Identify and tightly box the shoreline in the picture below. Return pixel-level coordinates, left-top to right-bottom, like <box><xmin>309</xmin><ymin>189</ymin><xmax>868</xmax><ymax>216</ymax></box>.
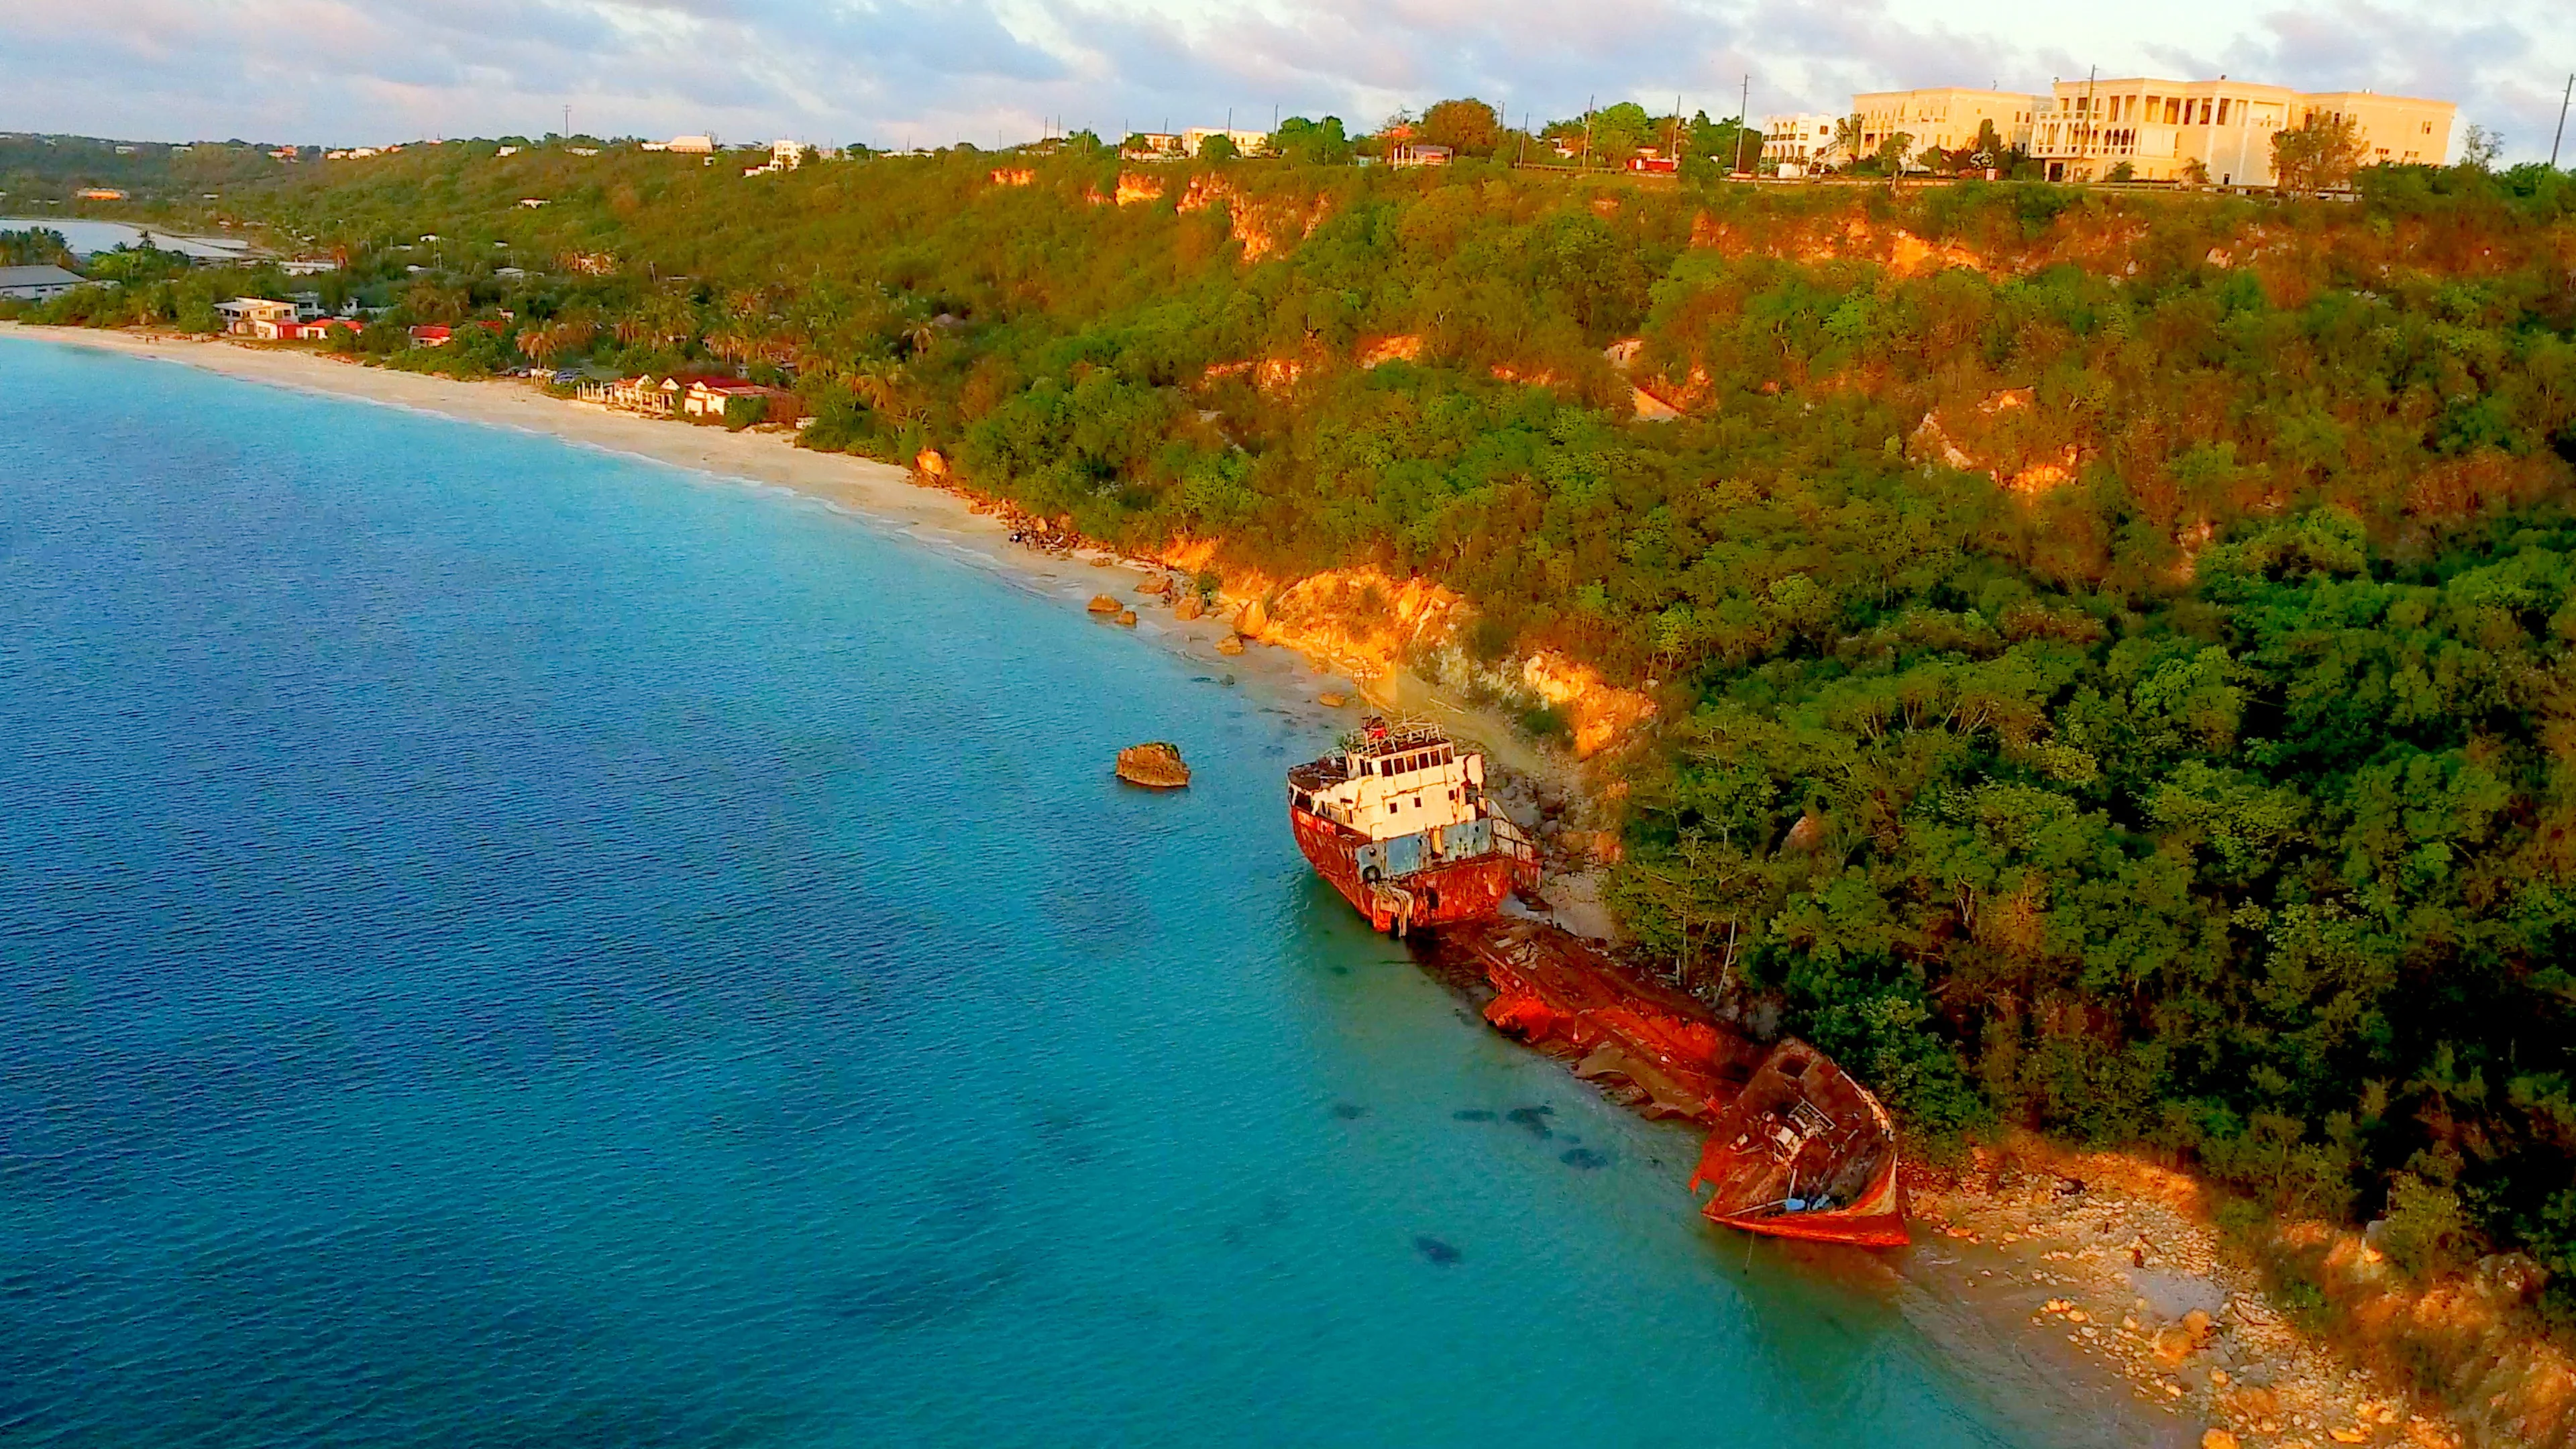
<box><xmin>6</xmin><ymin>322</ymin><xmax>2457</xmax><ymax>1447</ymax></box>
<box><xmin>4</xmin><ymin>323</ymin><xmax>1622</xmax><ymax>936</ymax></box>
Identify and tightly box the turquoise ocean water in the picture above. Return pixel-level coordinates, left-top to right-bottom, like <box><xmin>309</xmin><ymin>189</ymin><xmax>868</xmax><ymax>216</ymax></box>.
<box><xmin>0</xmin><ymin>338</ymin><xmax>2144</xmax><ymax>1446</ymax></box>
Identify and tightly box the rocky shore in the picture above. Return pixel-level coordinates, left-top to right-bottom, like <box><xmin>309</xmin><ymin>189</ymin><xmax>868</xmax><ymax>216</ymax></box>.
<box><xmin>1907</xmin><ymin>1140</ymin><xmax>2471</xmax><ymax>1449</ymax></box>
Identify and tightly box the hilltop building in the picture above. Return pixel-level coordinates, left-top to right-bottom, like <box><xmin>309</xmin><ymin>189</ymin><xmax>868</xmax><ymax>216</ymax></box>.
<box><xmin>1850</xmin><ymin>89</ymin><xmax>2039</xmax><ymax>164</ymax></box>
<box><xmin>1180</xmin><ymin>127</ymin><xmax>1269</xmax><ymax>158</ymax></box>
<box><xmin>2027</xmin><ymin>78</ymin><xmax>2453</xmax><ymax>185</ymax></box>
<box><xmin>1762</xmin><ymin>113</ymin><xmax>1845</xmax><ymax>175</ymax></box>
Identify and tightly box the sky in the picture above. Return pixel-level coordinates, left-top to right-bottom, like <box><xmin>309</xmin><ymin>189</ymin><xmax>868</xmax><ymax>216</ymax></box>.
<box><xmin>2</xmin><ymin>0</ymin><xmax>2571</xmax><ymax>163</ymax></box>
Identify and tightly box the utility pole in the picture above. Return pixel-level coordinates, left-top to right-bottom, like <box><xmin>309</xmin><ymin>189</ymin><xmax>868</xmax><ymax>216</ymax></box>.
<box><xmin>1584</xmin><ymin>95</ymin><xmax>1595</xmax><ymax>171</ymax></box>
<box><xmin>2555</xmin><ymin>73</ymin><xmax>2573</xmax><ymax>169</ymax></box>
<box><xmin>1734</xmin><ymin>74</ymin><xmax>1750</xmax><ymax>174</ymax></box>
<box><xmin>562</xmin><ymin>104</ymin><xmax>570</xmax><ymax>138</ymax></box>
<box><xmin>2084</xmin><ymin>65</ymin><xmax>2098</xmax><ymax>174</ymax></box>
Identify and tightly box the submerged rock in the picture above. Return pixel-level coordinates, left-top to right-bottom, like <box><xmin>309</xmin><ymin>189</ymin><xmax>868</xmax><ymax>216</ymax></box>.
<box><xmin>1115</xmin><ymin>741</ymin><xmax>1191</xmax><ymax>788</ymax></box>
<box><xmin>1414</xmin><ymin>1236</ymin><xmax>1462</xmax><ymax>1266</ymax></box>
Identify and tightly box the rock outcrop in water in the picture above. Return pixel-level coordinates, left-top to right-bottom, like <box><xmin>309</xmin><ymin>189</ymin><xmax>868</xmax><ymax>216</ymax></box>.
<box><xmin>1115</xmin><ymin>742</ymin><xmax>1190</xmax><ymax>788</ymax></box>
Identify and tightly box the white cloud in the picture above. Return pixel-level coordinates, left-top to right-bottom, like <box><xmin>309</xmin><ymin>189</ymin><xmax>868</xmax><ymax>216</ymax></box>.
<box><xmin>0</xmin><ymin>0</ymin><xmax>2567</xmax><ymax>161</ymax></box>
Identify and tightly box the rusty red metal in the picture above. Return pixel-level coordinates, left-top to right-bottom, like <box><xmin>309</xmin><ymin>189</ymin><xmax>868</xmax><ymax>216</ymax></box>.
<box><xmin>1458</xmin><ymin>920</ymin><xmax>1763</xmax><ymax>1120</ymax></box>
<box><xmin>1284</xmin><ymin>728</ymin><xmax>1907</xmax><ymax>1250</ymax></box>
<box><xmin>1291</xmin><ymin>805</ymin><xmax>1527</xmax><ymax>931</ymax></box>
<box><xmin>1690</xmin><ymin>1040</ymin><xmax>1910</xmax><ymax>1247</ymax></box>
<box><xmin>1286</xmin><ymin>720</ymin><xmax>1538</xmax><ymax>934</ymax></box>
<box><xmin>1444</xmin><ymin>920</ymin><xmax>1909</xmax><ymax>1250</ymax></box>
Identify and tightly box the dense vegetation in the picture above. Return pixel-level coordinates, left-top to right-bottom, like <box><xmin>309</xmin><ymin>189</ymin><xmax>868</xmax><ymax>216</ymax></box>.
<box><xmin>17</xmin><ymin>132</ymin><xmax>2576</xmax><ymax>1307</ymax></box>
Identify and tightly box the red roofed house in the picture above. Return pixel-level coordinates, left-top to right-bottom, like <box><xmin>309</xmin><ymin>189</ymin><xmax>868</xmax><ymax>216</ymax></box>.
<box><xmin>408</xmin><ymin>320</ymin><xmax>505</xmax><ymax>347</ymax></box>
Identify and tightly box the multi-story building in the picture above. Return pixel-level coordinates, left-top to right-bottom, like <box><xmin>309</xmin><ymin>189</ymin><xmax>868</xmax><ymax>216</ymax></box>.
<box><xmin>1180</xmin><ymin>127</ymin><xmax>1271</xmax><ymax>158</ymax></box>
<box><xmin>2027</xmin><ymin>78</ymin><xmax>2452</xmax><ymax>186</ymax></box>
<box><xmin>1762</xmin><ymin>113</ymin><xmax>1845</xmax><ymax>174</ymax></box>
<box><xmin>1850</xmin><ymin>89</ymin><xmax>2040</xmax><ymax>166</ymax></box>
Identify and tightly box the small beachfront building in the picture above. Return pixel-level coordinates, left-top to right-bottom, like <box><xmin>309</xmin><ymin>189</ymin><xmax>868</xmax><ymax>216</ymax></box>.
<box><xmin>218</xmin><ymin>297</ymin><xmax>299</xmax><ymax>335</ymax></box>
<box><xmin>0</xmin><ymin>264</ymin><xmax>90</xmax><ymax>301</ymax></box>
<box><xmin>681</xmin><ymin>379</ymin><xmax>796</xmax><ymax>419</ymax></box>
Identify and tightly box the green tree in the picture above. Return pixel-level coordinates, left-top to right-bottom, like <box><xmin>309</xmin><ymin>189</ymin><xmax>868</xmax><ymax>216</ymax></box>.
<box><xmin>2272</xmin><ymin>111</ymin><xmax>2367</xmax><ymax>191</ymax></box>
<box><xmin>1270</xmin><ymin>116</ymin><xmax>1352</xmax><ymax>166</ymax></box>
<box><xmin>0</xmin><ymin>227</ymin><xmax>72</xmax><ymax>266</ymax></box>
<box><xmin>1419</xmin><ymin>99</ymin><xmax>1503</xmax><ymax>157</ymax></box>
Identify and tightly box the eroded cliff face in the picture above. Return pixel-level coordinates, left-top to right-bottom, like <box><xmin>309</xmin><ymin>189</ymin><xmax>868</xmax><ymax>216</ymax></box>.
<box><xmin>1150</xmin><ymin>549</ymin><xmax>1656</xmax><ymax>759</ymax></box>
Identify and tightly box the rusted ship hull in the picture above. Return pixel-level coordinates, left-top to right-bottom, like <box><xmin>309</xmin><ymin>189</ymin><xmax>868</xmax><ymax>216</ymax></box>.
<box><xmin>1691</xmin><ymin>1038</ymin><xmax>1909</xmax><ymax>1248</ymax></box>
<box><xmin>1703</xmin><ymin>1155</ymin><xmax>1908</xmax><ymax>1247</ymax></box>
<box><xmin>1291</xmin><ymin>805</ymin><xmax>1534</xmax><ymax>932</ymax></box>
<box><xmin>1446</xmin><ymin>920</ymin><xmax>1909</xmax><ymax>1250</ymax></box>
<box><xmin>1460</xmin><ymin>920</ymin><xmax>1763</xmax><ymax>1120</ymax></box>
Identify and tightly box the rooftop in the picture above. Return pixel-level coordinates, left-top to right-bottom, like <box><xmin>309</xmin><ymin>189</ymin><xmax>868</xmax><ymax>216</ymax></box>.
<box><xmin>0</xmin><ymin>264</ymin><xmax>84</xmax><ymax>287</ymax></box>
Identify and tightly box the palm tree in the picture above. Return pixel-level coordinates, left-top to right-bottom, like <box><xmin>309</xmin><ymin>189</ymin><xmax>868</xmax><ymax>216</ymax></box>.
<box><xmin>1831</xmin><ymin>113</ymin><xmax>1864</xmax><ymax>171</ymax></box>
<box><xmin>849</xmin><ymin>359</ymin><xmax>914</xmax><ymax>417</ymax></box>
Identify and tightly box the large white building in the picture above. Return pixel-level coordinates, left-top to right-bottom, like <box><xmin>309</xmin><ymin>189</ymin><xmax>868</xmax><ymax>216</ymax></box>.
<box><xmin>1850</xmin><ymin>88</ymin><xmax>2040</xmax><ymax>164</ymax></box>
<box><xmin>1181</xmin><ymin>127</ymin><xmax>1270</xmax><ymax>158</ymax></box>
<box><xmin>1762</xmin><ymin>113</ymin><xmax>1845</xmax><ymax>174</ymax></box>
<box><xmin>2027</xmin><ymin>78</ymin><xmax>2453</xmax><ymax>186</ymax></box>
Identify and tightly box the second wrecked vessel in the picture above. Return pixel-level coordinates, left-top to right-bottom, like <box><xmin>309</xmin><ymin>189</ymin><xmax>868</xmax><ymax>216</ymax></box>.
<box><xmin>1451</xmin><ymin>920</ymin><xmax>1908</xmax><ymax>1248</ymax></box>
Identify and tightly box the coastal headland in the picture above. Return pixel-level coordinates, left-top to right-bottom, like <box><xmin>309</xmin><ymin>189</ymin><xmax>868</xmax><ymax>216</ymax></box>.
<box><xmin>9</xmin><ymin>321</ymin><xmax>2540</xmax><ymax>1449</ymax></box>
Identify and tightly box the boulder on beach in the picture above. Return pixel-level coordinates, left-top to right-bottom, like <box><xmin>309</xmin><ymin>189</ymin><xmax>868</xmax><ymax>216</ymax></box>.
<box><xmin>914</xmin><ymin>448</ymin><xmax>948</xmax><ymax>478</ymax></box>
<box><xmin>1216</xmin><ymin>634</ymin><xmax>1246</xmax><ymax>656</ymax></box>
<box><xmin>1318</xmin><ymin>692</ymin><xmax>1348</xmax><ymax>708</ymax></box>
<box><xmin>1116</xmin><ymin>741</ymin><xmax>1191</xmax><ymax>788</ymax></box>
<box><xmin>1138</xmin><ymin>576</ymin><xmax>1173</xmax><ymax>596</ymax></box>
<box><xmin>1087</xmin><ymin>594</ymin><xmax>1121</xmax><ymax>613</ymax></box>
<box><xmin>1236</xmin><ymin>598</ymin><xmax>1269</xmax><ymax>637</ymax></box>
<box><xmin>1174</xmin><ymin>594</ymin><xmax>1205</xmax><ymax>622</ymax></box>
<box><xmin>1115</xmin><ymin>609</ymin><xmax>1138</xmax><ymax>627</ymax></box>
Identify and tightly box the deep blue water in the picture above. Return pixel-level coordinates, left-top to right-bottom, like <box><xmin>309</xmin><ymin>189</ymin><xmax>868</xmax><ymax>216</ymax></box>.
<box><xmin>0</xmin><ymin>338</ymin><xmax>2135</xmax><ymax>1446</ymax></box>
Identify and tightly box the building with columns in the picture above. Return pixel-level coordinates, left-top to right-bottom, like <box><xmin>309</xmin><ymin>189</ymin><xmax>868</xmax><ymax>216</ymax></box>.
<box><xmin>2026</xmin><ymin>78</ymin><xmax>2453</xmax><ymax>186</ymax></box>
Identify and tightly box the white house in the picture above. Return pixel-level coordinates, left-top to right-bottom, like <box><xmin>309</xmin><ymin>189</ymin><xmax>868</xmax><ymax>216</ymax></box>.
<box><xmin>217</xmin><ymin>297</ymin><xmax>299</xmax><ymax>335</ymax></box>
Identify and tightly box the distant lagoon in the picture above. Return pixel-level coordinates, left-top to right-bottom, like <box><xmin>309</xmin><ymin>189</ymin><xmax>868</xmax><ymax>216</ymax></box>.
<box><xmin>0</xmin><ymin>216</ymin><xmax>254</xmax><ymax>258</ymax></box>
